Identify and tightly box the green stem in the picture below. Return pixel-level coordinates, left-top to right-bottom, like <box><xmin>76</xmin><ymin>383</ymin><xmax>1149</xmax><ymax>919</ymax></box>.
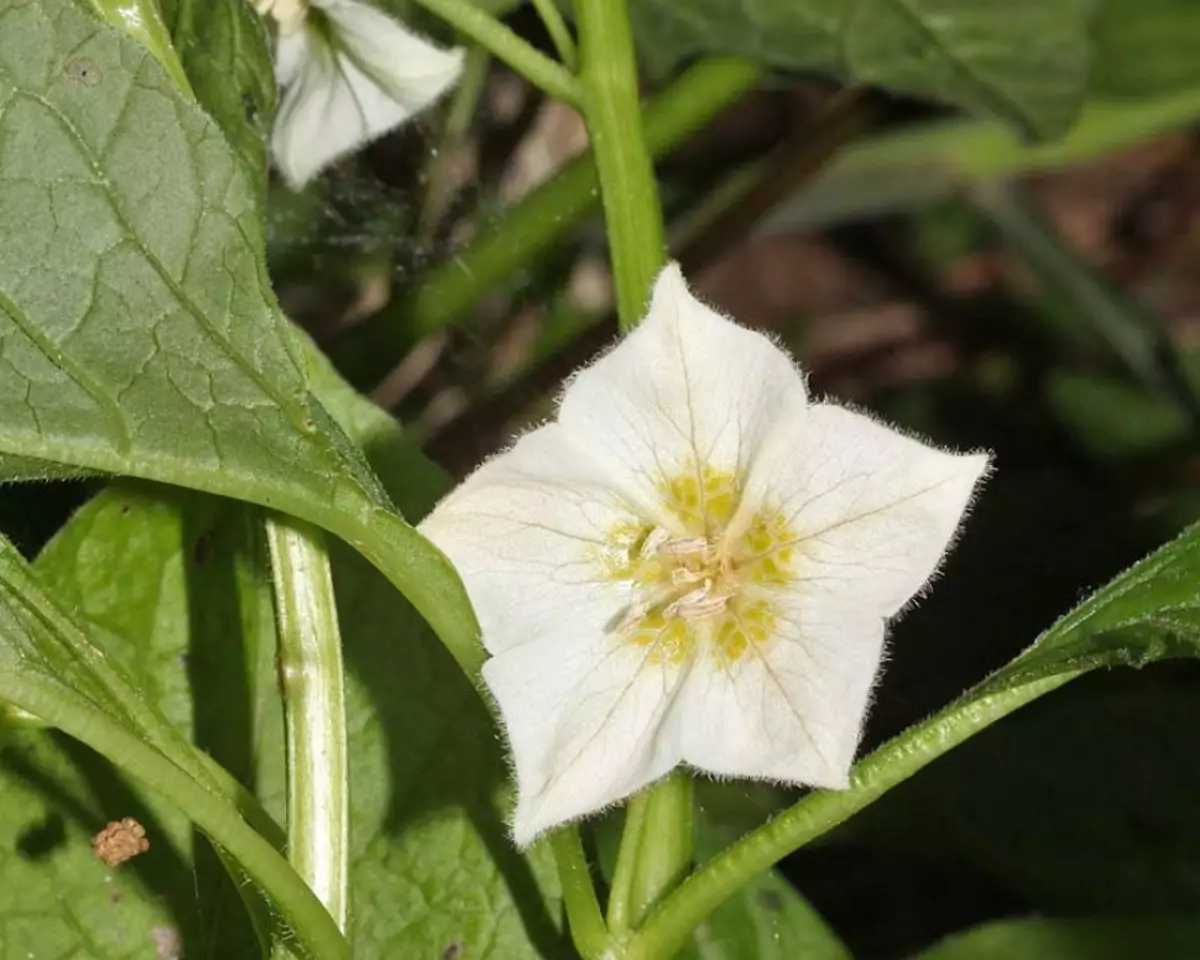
<box><xmin>551</xmin><ymin>828</ymin><xmax>608</xmax><ymax>960</ymax></box>
<box><xmin>625</xmin><ymin>672</ymin><xmax>1081</xmax><ymax>960</ymax></box>
<box><xmin>328</xmin><ymin>58</ymin><xmax>762</xmax><ymax>385</ymax></box>
<box><xmin>605</xmin><ymin>789</ymin><xmax>649</xmax><ymax>935</ymax></box>
<box><xmin>266</xmin><ymin>517</ymin><xmax>350</xmax><ymax>931</ymax></box>
<box><xmin>412</xmin><ymin>0</ymin><xmax>582</xmax><ymax>105</ymax></box>
<box><xmin>629</xmin><ymin>773</ymin><xmax>694</xmax><ymax>925</ymax></box>
<box><xmin>577</xmin><ymin>0</ymin><xmax>666</xmax><ymax>330</ymax></box>
<box><xmin>607</xmin><ymin>772</ymin><xmax>694</xmax><ymax>934</ymax></box>
<box><xmin>531</xmin><ymin>0</ymin><xmax>577</xmax><ymax>69</ymax></box>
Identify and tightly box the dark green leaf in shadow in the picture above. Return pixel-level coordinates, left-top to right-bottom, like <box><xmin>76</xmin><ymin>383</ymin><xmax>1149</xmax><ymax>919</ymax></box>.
<box><xmin>679</xmin><ymin>827</ymin><xmax>851</xmax><ymax>960</ymax></box>
<box><xmin>913</xmin><ymin>914</ymin><xmax>1200</xmax><ymax>960</ymax></box>
<box><xmin>1091</xmin><ymin>0</ymin><xmax>1200</xmax><ymax>98</ymax></box>
<box><xmin>846</xmin><ymin>671</ymin><xmax>1200</xmax><ymax>916</ymax></box>
<box><xmin>1047</xmin><ymin>369</ymin><xmax>1195</xmax><ymax>462</ymax></box>
<box><xmin>628</xmin><ymin>0</ymin><xmax>1091</xmax><ymax>137</ymax></box>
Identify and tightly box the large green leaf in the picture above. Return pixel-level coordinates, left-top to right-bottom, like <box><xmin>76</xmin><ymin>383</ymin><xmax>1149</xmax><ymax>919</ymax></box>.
<box><xmin>0</xmin><ymin>0</ymin><xmax>477</xmax><ymax>671</ymax></box>
<box><xmin>628</xmin><ymin>0</ymin><xmax>1091</xmax><ymax>137</ymax></box>
<box><xmin>913</xmin><ymin>915</ymin><xmax>1200</xmax><ymax>959</ymax></box>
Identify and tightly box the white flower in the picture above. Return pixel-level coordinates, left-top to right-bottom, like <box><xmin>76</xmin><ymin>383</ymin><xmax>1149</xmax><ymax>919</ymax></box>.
<box><xmin>257</xmin><ymin>0</ymin><xmax>464</xmax><ymax>188</ymax></box>
<box><xmin>420</xmin><ymin>264</ymin><xmax>989</xmax><ymax>846</ymax></box>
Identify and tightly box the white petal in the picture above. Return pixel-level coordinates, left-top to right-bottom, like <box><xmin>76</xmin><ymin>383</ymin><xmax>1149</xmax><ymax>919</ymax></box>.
<box><xmin>679</xmin><ymin>597</ymin><xmax>882</xmax><ymax>787</ymax></box>
<box><xmin>271</xmin><ymin>2</ymin><xmax>463</xmax><ymax>189</ymax></box>
<box><xmin>741</xmin><ymin>404</ymin><xmax>989</xmax><ymax>616</ymax></box>
<box><xmin>420</xmin><ymin>424</ymin><xmax>644</xmax><ymax>656</ymax></box>
<box><xmin>557</xmin><ymin>264</ymin><xmax>808</xmax><ymax>519</ymax></box>
<box><xmin>486</xmin><ymin>638</ymin><xmax>687</xmax><ymax>846</ymax></box>
<box><xmin>319</xmin><ymin>0</ymin><xmax>464</xmax><ymax>109</ymax></box>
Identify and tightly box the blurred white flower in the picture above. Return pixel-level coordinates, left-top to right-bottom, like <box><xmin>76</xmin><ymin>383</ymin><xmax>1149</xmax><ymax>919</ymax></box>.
<box><xmin>421</xmin><ymin>264</ymin><xmax>989</xmax><ymax>846</ymax></box>
<box><xmin>256</xmin><ymin>0</ymin><xmax>464</xmax><ymax>188</ymax></box>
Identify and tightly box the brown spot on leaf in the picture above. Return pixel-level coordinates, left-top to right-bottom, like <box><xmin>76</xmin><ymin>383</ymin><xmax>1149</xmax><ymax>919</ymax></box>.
<box><xmin>758</xmin><ymin>889</ymin><xmax>783</xmax><ymax>912</ymax></box>
<box><xmin>64</xmin><ymin>57</ymin><xmax>101</xmax><ymax>87</ymax></box>
<box><xmin>441</xmin><ymin>942</ymin><xmax>464</xmax><ymax>960</ymax></box>
<box><xmin>92</xmin><ymin>817</ymin><xmax>149</xmax><ymax>867</ymax></box>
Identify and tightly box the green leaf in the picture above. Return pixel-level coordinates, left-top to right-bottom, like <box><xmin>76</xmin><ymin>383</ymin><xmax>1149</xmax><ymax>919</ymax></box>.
<box><xmin>628</xmin><ymin>0</ymin><xmax>1091</xmax><ymax>137</ymax></box>
<box><xmin>0</xmin><ymin>526</ymin><xmax>345</xmax><ymax>960</ymax></box>
<box><xmin>159</xmin><ymin>0</ymin><xmax>277</xmax><ymax>197</ymax></box>
<box><xmin>987</xmin><ymin>522</ymin><xmax>1200</xmax><ymax>688</ymax></box>
<box><xmin>913</xmin><ymin>915</ymin><xmax>1200</xmax><ymax>960</ymax></box>
<box><xmin>0</xmin><ymin>0</ymin><xmax>479</xmax><ymax>675</ymax></box>
<box><xmin>1091</xmin><ymin>0</ymin><xmax>1200</xmax><ymax>98</ymax></box>
<box><xmin>0</xmin><ymin>0</ymin><xmax>359</xmax><ymax>512</ymax></box>
<box><xmin>0</xmin><ymin>725</ymin><xmax>182</xmax><ymax>960</ymax></box>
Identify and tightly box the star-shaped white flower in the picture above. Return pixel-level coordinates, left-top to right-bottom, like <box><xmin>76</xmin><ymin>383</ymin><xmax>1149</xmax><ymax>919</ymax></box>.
<box><xmin>421</xmin><ymin>264</ymin><xmax>989</xmax><ymax>846</ymax></box>
<box><xmin>257</xmin><ymin>0</ymin><xmax>464</xmax><ymax>188</ymax></box>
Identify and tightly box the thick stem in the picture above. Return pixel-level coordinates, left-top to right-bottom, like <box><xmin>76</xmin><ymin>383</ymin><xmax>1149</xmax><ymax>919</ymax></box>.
<box><xmin>267</xmin><ymin>517</ymin><xmax>350</xmax><ymax>931</ymax></box>
<box><xmin>625</xmin><ymin>673</ymin><xmax>1081</xmax><ymax>960</ymax></box>
<box><xmin>577</xmin><ymin>0</ymin><xmax>666</xmax><ymax>330</ymax></box>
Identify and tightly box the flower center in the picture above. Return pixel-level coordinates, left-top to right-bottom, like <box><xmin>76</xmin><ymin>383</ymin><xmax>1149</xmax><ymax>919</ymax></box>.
<box><xmin>600</xmin><ymin>463</ymin><xmax>797</xmax><ymax>665</ymax></box>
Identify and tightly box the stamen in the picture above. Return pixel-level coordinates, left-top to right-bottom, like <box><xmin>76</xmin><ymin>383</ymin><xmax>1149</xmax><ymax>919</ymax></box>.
<box><xmin>664</xmin><ymin>580</ymin><xmax>730</xmax><ymax>620</ymax></box>
<box><xmin>657</xmin><ymin>536</ymin><xmax>709</xmax><ymax>558</ymax></box>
